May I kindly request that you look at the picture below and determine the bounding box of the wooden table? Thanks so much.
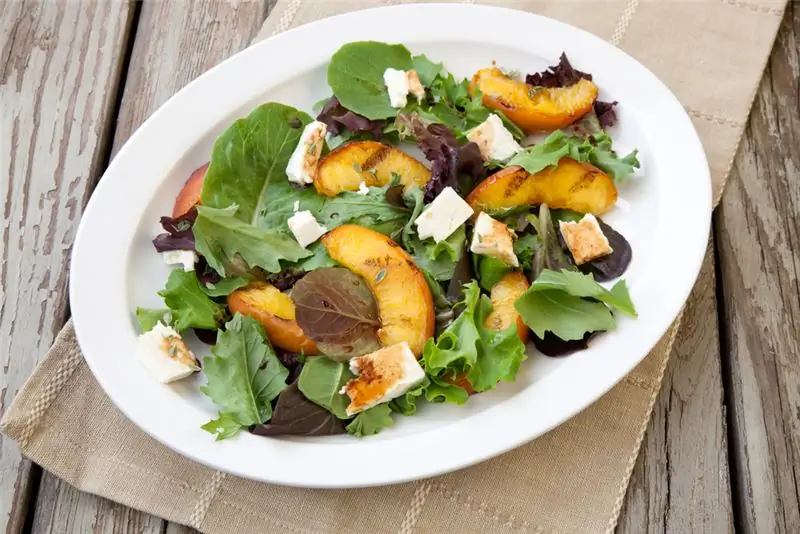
[2,1,798,532]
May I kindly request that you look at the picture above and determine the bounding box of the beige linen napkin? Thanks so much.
[2,1,787,532]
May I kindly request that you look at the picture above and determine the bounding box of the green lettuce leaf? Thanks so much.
[389,377,429,416]
[475,256,512,291]
[200,314,289,439]
[506,130,640,183]
[425,376,470,405]
[514,233,540,271]
[193,205,312,275]
[317,185,412,239]
[346,404,394,437]
[514,269,636,341]
[328,41,413,120]
[157,269,226,331]
[135,308,172,333]
[423,282,527,394]
[201,413,242,441]
[297,356,354,419]
[200,276,249,297]
[411,54,445,86]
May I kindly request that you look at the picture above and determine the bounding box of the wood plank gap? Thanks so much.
[712,219,746,534]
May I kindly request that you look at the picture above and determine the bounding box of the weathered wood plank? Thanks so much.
[715,3,800,533]
[616,246,734,533]
[0,1,134,532]
[30,1,273,532]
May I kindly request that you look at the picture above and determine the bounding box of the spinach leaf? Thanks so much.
[200,314,289,439]
[157,269,226,331]
[411,54,444,86]
[328,41,413,120]
[193,205,311,276]
[251,382,346,437]
[346,404,394,436]
[422,282,527,394]
[297,356,354,419]
[135,308,172,333]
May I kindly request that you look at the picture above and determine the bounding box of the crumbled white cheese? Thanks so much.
[470,212,519,267]
[559,214,613,265]
[357,181,370,195]
[137,322,200,384]
[287,210,327,248]
[161,250,197,272]
[414,187,474,243]
[293,200,300,212]
[384,68,410,108]
[466,114,522,162]
[340,342,426,416]
[286,120,327,185]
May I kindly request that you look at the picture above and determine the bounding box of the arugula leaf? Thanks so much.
[200,314,289,439]
[157,269,226,331]
[193,205,312,275]
[135,308,172,333]
[423,282,527,393]
[389,377,429,416]
[346,404,394,437]
[201,413,242,441]
[317,186,411,238]
[532,270,637,316]
[328,41,413,120]
[297,356,354,419]
[200,276,249,297]
[411,54,444,86]
[515,289,616,341]
[506,130,640,183]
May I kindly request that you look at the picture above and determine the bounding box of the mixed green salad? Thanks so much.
[136,42,640,439]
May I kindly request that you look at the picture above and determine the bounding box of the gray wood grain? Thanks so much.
[29,1,272,533]
[616,247,734,533]
[0,1,134,532]
[715,3,800,533]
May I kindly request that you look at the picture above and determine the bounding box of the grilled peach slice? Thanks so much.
[315,141,431,197]
[321,224,434,356]
[485,271,530,343]
[227,282,318,354]
[466,160,617,216]
[470,67,598,133]
[172,162,208,217]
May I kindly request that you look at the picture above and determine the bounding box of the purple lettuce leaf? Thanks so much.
[526,53,618,128]
[401,115,485,201]
[265,268,306,291]
[316,96,387,139]
[152,207,197,253]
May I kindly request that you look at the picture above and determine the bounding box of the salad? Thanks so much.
[135,42,640,440]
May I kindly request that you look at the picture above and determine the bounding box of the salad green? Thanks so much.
[137,41,642,440]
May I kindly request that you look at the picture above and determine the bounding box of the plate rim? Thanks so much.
[69,3,711,488]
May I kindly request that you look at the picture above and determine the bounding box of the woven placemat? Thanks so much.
[2,1,787,532]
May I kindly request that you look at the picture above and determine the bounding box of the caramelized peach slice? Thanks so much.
[321,224,434,356]
[485,271,530,343]
[172,163,208,217]
[315,141,431,197]
[227,282,318,354]
[466,160,617,216]
[470,67,598,133]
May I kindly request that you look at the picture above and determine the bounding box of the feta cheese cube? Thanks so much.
[414,187,474,243]
[357,181,370,195]
[470,212,519,267]
[384,68,410,108]
[137,322,200,384]
[340,341,425,416]
[559,214,613,265]
[466,114,522,162]
[162,249,197,272]
[287,210,327,248]
[286,120,327,185]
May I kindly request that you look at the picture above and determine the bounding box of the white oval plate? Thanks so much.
[70,4,711,488]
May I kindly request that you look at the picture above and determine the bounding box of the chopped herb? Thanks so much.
[353,162,363,172]
[375,268,387,284]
